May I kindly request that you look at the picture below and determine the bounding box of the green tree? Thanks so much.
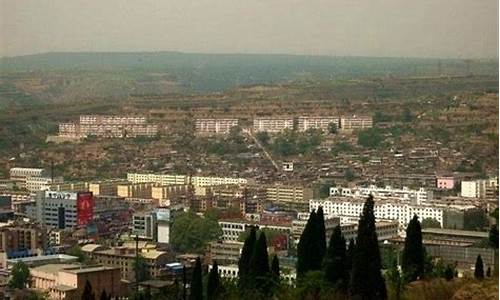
[328,122,338,134]
[464,208,488,231]
[296,211,317,277]
[350,195,387,300]
[323,225,348,291]
[444,265,454,281]
[402,215,425,282]
[133,255,150,283]
[255,131,270,146]
[238,226,257,289]
[316,207,327,263]
[207,261,220,300]
[357,128,383,149]
[344,168,356,182]
[8,261,30,289]
[170,211,222,253]
[249,231,271,292]
[489,225,498,248]
[346,239,355,276]
[81,280,95,300]
[387,258,403,300]
[474,255,484,280]
[421,218,441,229]
[189,257,203,300]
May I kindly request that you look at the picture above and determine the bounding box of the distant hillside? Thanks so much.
[0,52,498,92]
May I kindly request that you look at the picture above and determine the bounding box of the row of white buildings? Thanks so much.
[59,115,159,138]
[126,173,248,187]
[330,185,433,204]
[195,115,372,135]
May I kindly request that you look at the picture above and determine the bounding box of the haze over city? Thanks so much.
[1,0,498,58]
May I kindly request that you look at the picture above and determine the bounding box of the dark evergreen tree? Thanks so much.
[238,226,257,289]
[489,225,498,249]
[271,254,280,286]
[346,239,355,275]
[350,195,387,300]
[8,261,30,289]
[486,267,491,277]
[444,265,454,281]
[189,257,203,300]
[401,215,425,282]
[296,211,317,277]
[474,255,484,280]
[81,280,95,300]
[207,261,220,300]
[316,206,327,261]
[387,258,403,300]
[99,290,108,300]
[323,225,348,291]
[249,231,271,291]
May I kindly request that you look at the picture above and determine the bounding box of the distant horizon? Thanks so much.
[1,50,498,61]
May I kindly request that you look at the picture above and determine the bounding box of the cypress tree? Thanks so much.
[489,225,498,248]
[323,225,348,291]
[401,215,424,282]
[444,265,454,281]
[346,239,355,275]
[82,280,95,300]
[99,290,108,300]
[350,195,387,300]
[238,226,257,288]
[486,267,491,277]
[316,206,327,260]
[250,231,271,291]
[297,211,317,277]
[474,255,484,280]
[189,257,203,300]
[271,254,280,286]
[207,261,220,300]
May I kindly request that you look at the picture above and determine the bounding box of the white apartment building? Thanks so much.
[218,220,291,242]
[340,115,373,130]
[79,115,147,125]
[297,116,340,132]
[310,198,452,229]
[330,185,432,204]
[10,168,46,188]
[126,173,247,187]
[253,118,294,133]
[59,115,158,138]
[195,119,239,135]
[26,177,63,192]
[461,178,498,198]
[209,264,296,284]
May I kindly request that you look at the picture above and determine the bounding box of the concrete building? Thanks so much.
[59,115,158,138]
[297,116,339,132]
[0,222,47,263]
[132,211,157,240]
[151,184,188,205]
[117,183,153,199]
[9,168,46,188]
[292,214,340,242]
[461,178,498,198]
[26,177,63,192]
[30,264,122,300]
[340,115,373,130]
[310,198,475,230]
[195,118,238,135]
[341,221,399,243]
[266,185,317,211]
[436,176,455,190]
[253,118,294,133]
[218,219,292,242]
[127,173,247,187]
[207,241,243,265]
[81,243,172,281]
[88,180,128,196]
[32,191,94,230]
[330,185,432,204]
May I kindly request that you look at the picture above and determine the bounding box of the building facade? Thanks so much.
[253,118,294,133]
[195,119,239,135]
[297,116,339,132]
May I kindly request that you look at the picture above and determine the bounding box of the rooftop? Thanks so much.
[421,228,489,238]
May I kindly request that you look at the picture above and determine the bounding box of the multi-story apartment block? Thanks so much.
[81,243,172,281]
[32,191,94,230]
[266,185,318,211]
[30,263,122,300]
[340,115,373,130]
[218,219,292,242]
[117,183,154,199]
[151,184,188,205]
[330,185,432,204]
[26,177,64,192]
[195,119,239,135]
[253,118,294,133]
[0,222,47,260]
[310,198,475,230]
[132,211,158,240]
[126,173,248,187]
[461,177,498,198]
[59,115,158,138]
[88,180,128,196]
[10,167,47,189]
[291,214,340,242]
[340,221,399,243]
[436,176,455,190]
[207,241,244,265]
[297,116,340,132]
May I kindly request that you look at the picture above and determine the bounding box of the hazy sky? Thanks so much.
[1,0,498,58]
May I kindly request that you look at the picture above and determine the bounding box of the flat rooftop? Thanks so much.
[421,228,489,238]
